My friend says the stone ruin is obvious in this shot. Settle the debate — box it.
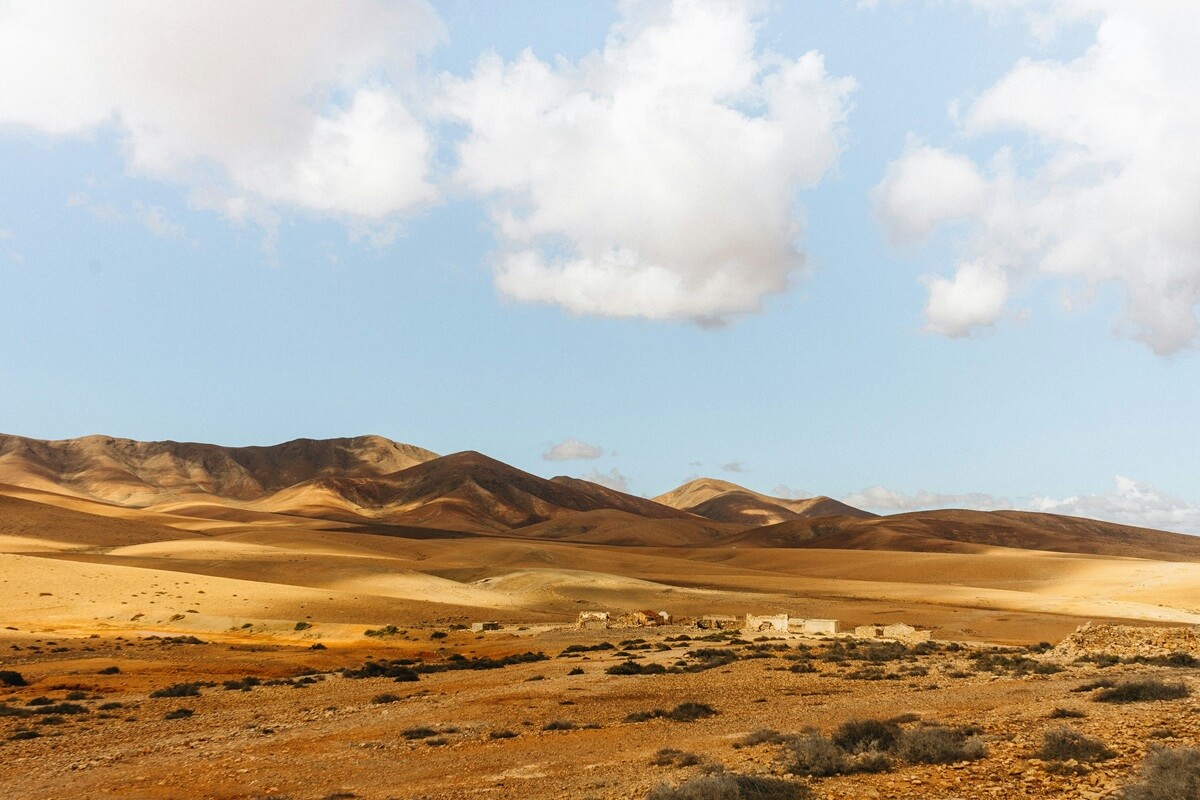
[790,618,838,635]
[1049,622,1200,662]
[745,614,789,633]
[576,611,610,630]
[470,621,501,632]
[853,622,932,643]
[697,614,740,630]
[618,610,672,627]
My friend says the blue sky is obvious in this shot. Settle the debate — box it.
[2,1,1198,532]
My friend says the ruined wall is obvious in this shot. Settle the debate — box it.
[745,614,789,633]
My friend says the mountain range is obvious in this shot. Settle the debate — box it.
[2,431,1197,559]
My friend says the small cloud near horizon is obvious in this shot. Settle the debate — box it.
[842,476,1200,535]
[542,437,604,461]
[721,460,747,473]
[580,467,629,493]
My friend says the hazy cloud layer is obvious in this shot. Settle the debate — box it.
[542,438,604,461]
[844,475,1200,534]
[443,0,854,323]
[843,486,1013,513]
[1029,476,1200,535]
[581,467,630,493]
[0,1,442,228]
[876,1,1200,352]
[721,460,748,473]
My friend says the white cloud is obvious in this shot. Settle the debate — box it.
[843,475,1200,534]
[721,460,748,473]
[0,1,442,230]
[876,1,1200,353]
[542,438,605,461]
[843,486,1013,513]
[441,0,855,322]
[1030,476,1200,535]
[874,143,988,244]
[0,229,13,240]
[772,484,815,500]
[581,467,630,493]
[921,259,1009,336]
[70,193,190,241]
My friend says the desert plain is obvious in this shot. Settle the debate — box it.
[3,433,1200,799]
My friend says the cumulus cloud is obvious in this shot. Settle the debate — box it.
[441,0,855,322]
[1029,476,1200,535]
[0,1,442,230]
[542,438,604,461]
[581,467,630,493]
[721,460,747,473]
[921,260,1010,336]
[876,1,1200,352]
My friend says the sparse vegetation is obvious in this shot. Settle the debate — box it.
[543,719,576,731]
[164,708,194,720]
[896,725,987,764]
[650,748,703,767]
[1037,727,1116,763]
[294,621,312,631]
[150,682,202,698]
[1093,679,1189,703]
[401,727,439,740]
[646,773,811,800]
[626,702,718,723]
[1048,707,1087,719]
[783,719,984,777]
[1122,746,1200,800]
[371,693,401,704]
[733,729,787,749]
[607,660,667,675]
[0,670,27,687]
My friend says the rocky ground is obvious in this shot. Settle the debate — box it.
[2,625,1198,800]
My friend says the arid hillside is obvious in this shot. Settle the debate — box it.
[0,432,438,506]
[654,477,876,525]
[729,508,1200,561]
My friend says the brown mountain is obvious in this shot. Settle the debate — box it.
[0,432,438,507]
[654,477,875,525]
[727,508,1200,561]
[255,451,699,533]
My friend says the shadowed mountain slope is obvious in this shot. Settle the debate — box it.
[728,509,1200,561]
[256,451,700,533]
[654,477,875,525]
[0,433,438,506]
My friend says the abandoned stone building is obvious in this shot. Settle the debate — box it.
[576,611,610,630]
[790,618,838,635]
[470,621,501,632]
[745,614,789,633]
[853,622,931,643]
[697,614,739,630]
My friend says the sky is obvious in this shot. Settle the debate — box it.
[1,0,1199,532]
